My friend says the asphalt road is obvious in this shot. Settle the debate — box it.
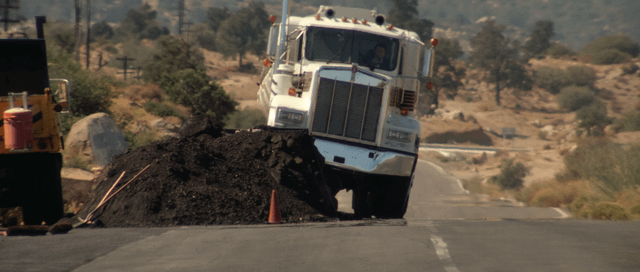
[1,160,639,272]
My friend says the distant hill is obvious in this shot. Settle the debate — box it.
[13,0,640,51]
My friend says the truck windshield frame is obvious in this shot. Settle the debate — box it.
[304,27,400,71]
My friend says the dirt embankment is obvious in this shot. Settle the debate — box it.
[70,117,336,227]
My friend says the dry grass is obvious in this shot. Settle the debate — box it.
[476,102,496,112]
[516,179,640,220]
[122,83,163,102]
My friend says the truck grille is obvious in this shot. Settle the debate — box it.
[311,78,384,143]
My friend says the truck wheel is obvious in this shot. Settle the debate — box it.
[379,176,412,219]
[22,154,64,225]
[352,188,372,218]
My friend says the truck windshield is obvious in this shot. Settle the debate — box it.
[305,27,399,71]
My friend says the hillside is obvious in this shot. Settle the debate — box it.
[13,0,640,52]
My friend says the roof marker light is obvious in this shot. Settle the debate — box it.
[269,15,277,24]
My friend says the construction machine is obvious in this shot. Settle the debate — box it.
[0,17,71,225]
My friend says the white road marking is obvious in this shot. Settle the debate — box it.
[553,207,572,219]
[418,159,468,194]
[430,234,460,272]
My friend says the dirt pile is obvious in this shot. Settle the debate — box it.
[72,118,336,227]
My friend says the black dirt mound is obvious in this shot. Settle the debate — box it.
[73,121,337,227]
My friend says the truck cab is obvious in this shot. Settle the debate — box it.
[258,6,436,218]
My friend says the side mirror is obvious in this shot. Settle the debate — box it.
[421,48,435,78]
[50,79,71,113]
[266,24,280,57]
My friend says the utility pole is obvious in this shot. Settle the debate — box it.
[177,0,184,35]
[0,0,19,32]
[116,56,136,81]
[74,0,81,61]
[183,21,193,42]
[85,0,91,69]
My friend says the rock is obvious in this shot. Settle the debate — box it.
[565,130,578,142]
[540,125,557,138]
[161,131,180,139]
[604,125,618,136]
[64,113,129,166]
[471,152,488,165]
[150,118,178,131]
[530,119,542,128]
[443,110,464,120]
[130,120,150,134]
[434,108,446,117]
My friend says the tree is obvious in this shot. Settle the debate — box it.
[161,69,236,120]
[523,20,554,59]
[115,3,169,41]
[142,36,205,84]
[90,20,114,41]
[424,38,466,111]
[142,36,236,122]
[216,1,270,67]
[468,20,531,106]
[206,7,230,32]
[387,0,434,41]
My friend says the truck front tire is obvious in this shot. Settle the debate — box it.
[352,175,412,219]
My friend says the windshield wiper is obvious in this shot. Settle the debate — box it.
[326,41,349,64]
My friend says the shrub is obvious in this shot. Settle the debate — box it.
[58,113,84,137]
[590,203,629,220]
[631,205,640,215]
[556,86,595,111]
[533,66,568,94]
[143,101,183,118]
[581,34,640,58]
[576,99,609,129]
[490,159,528,190]
[47,45,114,116]
[614,110,640,131]
[45,21,76,54]
[561,139,640,196]
[223,108,267,129]
[161,69,236,121]
[63,154,91,171]
[565,66,596,88]
[591,49,632,65]
[530,188,563,207]
[622,64,639,75]
[546,43,575,58]
[124,131,159,150]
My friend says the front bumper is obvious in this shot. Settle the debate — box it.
[314,137,416,177]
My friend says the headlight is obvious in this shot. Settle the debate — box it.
[387,129,411,142]
[277,109,304,123]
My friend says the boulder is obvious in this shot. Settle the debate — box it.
[64,113,129,166]
[604,125,618,136]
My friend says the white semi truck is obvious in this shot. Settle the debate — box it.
[257,3,436,218]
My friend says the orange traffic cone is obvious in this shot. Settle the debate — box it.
[268,189,282,223]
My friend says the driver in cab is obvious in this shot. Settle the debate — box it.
[363,44,387,71]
